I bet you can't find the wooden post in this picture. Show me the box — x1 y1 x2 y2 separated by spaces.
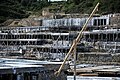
73 40 77 80
55 2 100 76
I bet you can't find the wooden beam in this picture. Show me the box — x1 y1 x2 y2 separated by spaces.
55 2 100 76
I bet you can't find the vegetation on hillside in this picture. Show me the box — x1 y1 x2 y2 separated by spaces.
0 0 120 23
0 0 49 23
62 0 120 14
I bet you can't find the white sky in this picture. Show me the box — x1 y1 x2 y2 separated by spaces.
49 0 67 2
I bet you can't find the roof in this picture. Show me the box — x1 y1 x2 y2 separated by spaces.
0 58 44 74
0 58 69 74
0 58 66 65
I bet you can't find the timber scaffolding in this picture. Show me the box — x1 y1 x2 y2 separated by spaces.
0 13 120 61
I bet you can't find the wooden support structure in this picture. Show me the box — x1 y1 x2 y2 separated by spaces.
55 2 100 76
73 40 77 80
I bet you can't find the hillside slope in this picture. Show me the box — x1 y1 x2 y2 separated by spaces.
62 0 120 14
0 0 120 23
0 0 49 23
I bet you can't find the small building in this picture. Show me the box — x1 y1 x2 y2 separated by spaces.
0 58 68 80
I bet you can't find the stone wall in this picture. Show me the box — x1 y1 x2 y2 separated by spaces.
110 14 120 27
78 53 120 65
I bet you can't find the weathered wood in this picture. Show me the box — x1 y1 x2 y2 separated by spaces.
55 2 100 76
